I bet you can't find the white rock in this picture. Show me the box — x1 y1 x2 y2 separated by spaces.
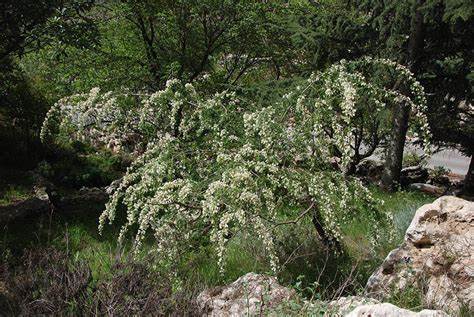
196 273 295 316
366 196 474 314
346 303 449 317
327 296 380 316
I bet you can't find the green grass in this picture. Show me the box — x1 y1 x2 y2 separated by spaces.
343 187 432 254
0 168 35 206
387 285 424 312
373 188 432 236
179 234 272 287
0 184 33 205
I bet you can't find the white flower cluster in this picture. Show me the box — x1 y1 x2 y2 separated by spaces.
41 87 143 153
358 57 431 150
43 58 429 274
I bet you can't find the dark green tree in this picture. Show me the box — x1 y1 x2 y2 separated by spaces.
359 0 473 191
0 0 97 165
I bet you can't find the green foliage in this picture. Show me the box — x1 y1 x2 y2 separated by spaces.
0 169 35 205
429 165 451 184
37 150 124 189
0 184 431 314
403 151 427 168
0 185 32 206
0 0 97 60
387 285 424 312
21 0 291 95
284 0 374 72
0 59 48 166
360 0 473 156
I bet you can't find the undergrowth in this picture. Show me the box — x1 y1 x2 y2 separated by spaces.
0 188 432 315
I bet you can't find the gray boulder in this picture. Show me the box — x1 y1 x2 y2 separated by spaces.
366 196 474 314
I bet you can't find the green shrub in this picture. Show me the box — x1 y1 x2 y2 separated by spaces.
38 149 124 188
387 285 424 312
402 151 426 168
0 185 32 205
429 166 451 185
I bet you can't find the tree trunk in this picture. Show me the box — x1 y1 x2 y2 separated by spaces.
311 207 342 252
463 156 474 195
381 0 425 191
381 102 411 190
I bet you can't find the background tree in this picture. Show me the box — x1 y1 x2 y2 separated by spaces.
0 0 97 165
19 0 295 99
359 0 473 191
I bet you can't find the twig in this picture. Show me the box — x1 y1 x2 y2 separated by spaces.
272 202 315 227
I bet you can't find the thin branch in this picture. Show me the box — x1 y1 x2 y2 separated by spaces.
272 202 315 227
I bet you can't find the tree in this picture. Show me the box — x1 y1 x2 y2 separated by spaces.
19 0 296 103
0 0 97 61
41 58 427 272
360 0 473 190
419 1 473 193
92 0 287 89
282 0 376 74
0 0 98 165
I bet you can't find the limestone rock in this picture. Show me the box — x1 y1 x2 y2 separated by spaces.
356 159 384 183
197 272 455 316
366 196 474 314
196 273 295 316
326 296 380 316
33 185 50 201
346 303 448 317
0 197 50 224
56 187 108 213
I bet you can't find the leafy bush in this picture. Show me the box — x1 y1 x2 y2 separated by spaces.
37 149 124 188
429 166 451 185
402 151 426 168
0 59 48 168
0 185 32 205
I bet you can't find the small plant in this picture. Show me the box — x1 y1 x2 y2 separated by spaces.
387 284 424 312
36 160 53 178
459 304 474 317
403 151 426 168
429 166 451 185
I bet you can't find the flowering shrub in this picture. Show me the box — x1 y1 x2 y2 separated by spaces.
41 87 144 153
42 58 429 273
298 57 430 171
